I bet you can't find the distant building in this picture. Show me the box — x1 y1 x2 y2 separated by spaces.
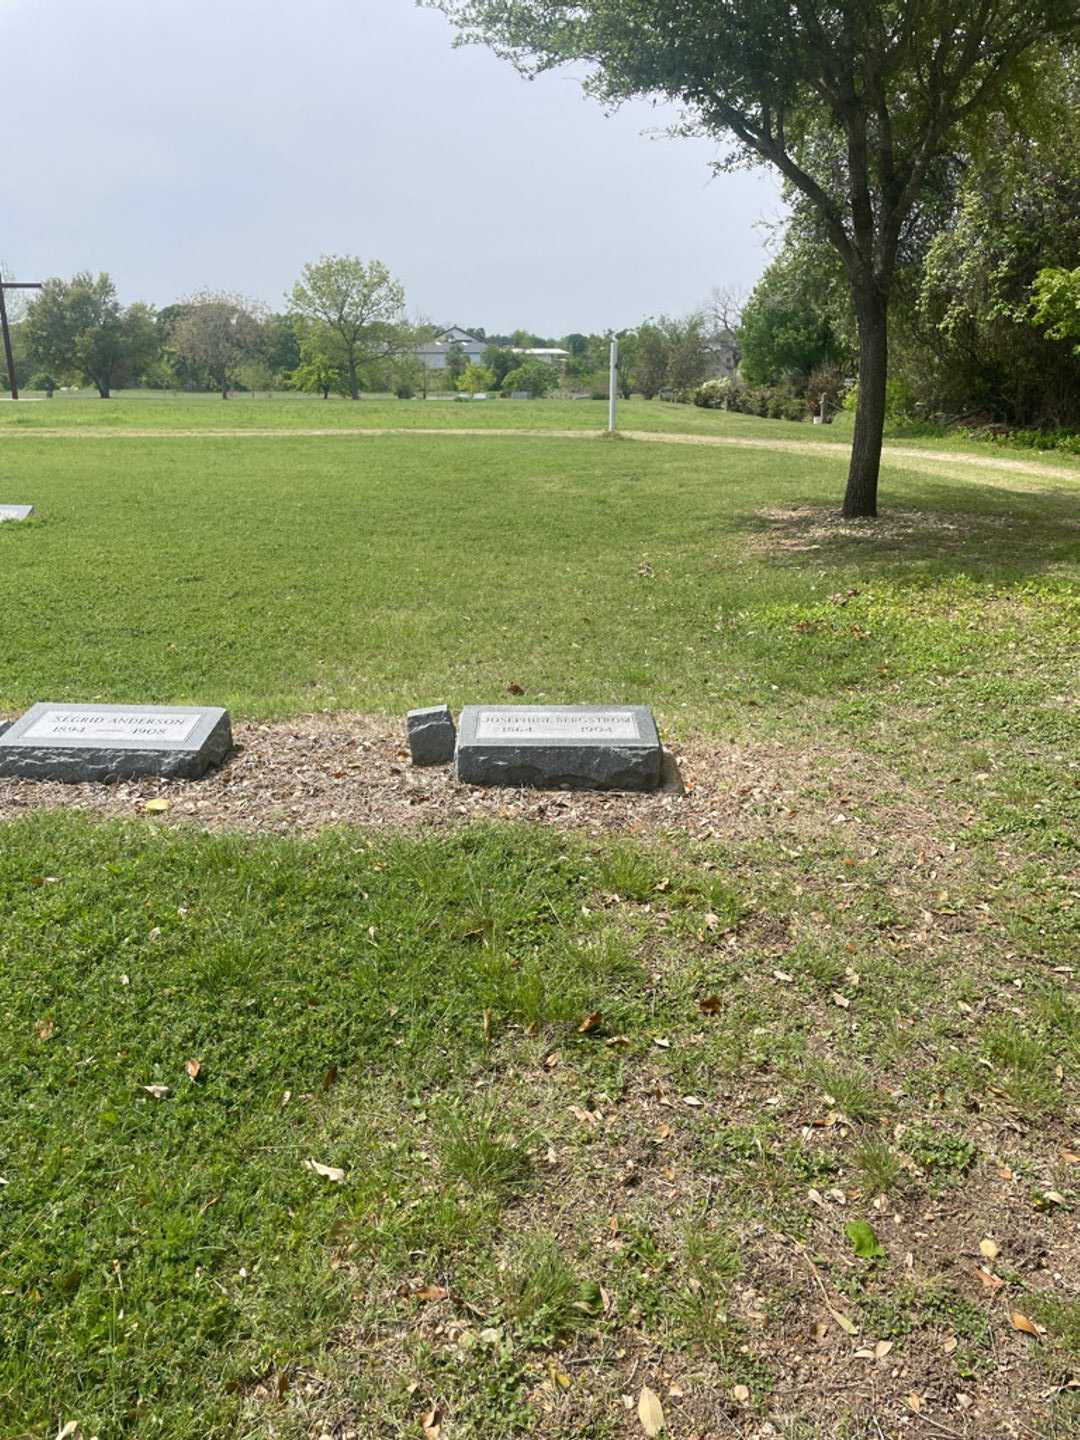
415 326 488 371
416 328 572 372
512 346 570 367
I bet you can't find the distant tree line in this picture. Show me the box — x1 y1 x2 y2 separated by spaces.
0 254 736 403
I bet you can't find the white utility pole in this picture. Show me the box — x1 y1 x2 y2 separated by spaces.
608 337 619 432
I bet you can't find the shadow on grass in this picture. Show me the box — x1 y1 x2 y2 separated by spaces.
739 475 1080 582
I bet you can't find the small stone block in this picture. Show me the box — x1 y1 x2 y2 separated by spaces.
407 704 456 765
456 704 661 792
0 703 233 783
0 504 34 522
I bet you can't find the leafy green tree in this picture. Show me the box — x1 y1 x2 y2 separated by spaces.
289 334 344 399
632 323 668 399
500 360 560 396
458 361 496 392
169 291 266 399
444 341 468 389
24 274 157 398
482 345 521 389
614 330 637 398
662 313 711 393
433 0 1079 514
262 313 302 384
289 255 406 400
907 63 1080 429
740 254 847 389
1031 266 1080 353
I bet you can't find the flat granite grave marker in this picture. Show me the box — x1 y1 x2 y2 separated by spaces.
0 703 232 782
0 504 33 522
455 705 661 792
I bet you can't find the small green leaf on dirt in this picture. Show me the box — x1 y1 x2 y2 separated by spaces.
846 1220 884 1258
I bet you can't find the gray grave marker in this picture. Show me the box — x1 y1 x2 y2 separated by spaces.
0 703 232 782
0 504 33 522
456 704 661 791
407 704 456 765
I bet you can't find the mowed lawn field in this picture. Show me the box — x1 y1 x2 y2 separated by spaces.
0 398 1078 1439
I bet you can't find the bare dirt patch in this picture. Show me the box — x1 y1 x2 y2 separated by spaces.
750 504 1020 556
0 711 961 863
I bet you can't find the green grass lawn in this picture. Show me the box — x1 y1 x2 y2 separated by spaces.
1 404 1078 1438
4 388 1080 473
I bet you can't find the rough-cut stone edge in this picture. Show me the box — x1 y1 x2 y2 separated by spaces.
0 707 232 783
455 705 662 793
406 705 456 766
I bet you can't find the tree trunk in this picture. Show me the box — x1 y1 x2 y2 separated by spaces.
348 357 359 401
221 380 229 399
843 289 889 518
97 383 111 399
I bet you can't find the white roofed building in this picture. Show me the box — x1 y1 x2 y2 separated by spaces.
415 327 488 370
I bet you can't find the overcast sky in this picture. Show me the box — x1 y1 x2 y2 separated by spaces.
3 0 783 334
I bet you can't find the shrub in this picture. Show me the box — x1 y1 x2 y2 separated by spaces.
499 361 560 397
693 377 731 408
805 363 846 420
692 376 806 423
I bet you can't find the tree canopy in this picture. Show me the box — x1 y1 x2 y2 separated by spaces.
289 256 406 400
432 1 1080 514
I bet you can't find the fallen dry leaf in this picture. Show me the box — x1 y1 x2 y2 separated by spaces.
303 1158 345 1183
143 798 171 813
698 995 724 1014
905 1393 923 1414
681 1095 704 1108
412 1283 448 1302
975 1266 1003 1292
35 1017 55 1041
578 1011 602 1034
1062 1149 1080 1165
1010 1311 1040 1337
874 1339 893 1360
831 992 851 1009
829 1306 859 1336
506 681 525 696
942 1336 958 1355
979 1237 999 1262
732 1383 750 1403
420 1405 440 1440
772 969 794 983
185 1059 202 1080
142 1084 169 1099
638 1385 665 1436
1041 1190 1066 1206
